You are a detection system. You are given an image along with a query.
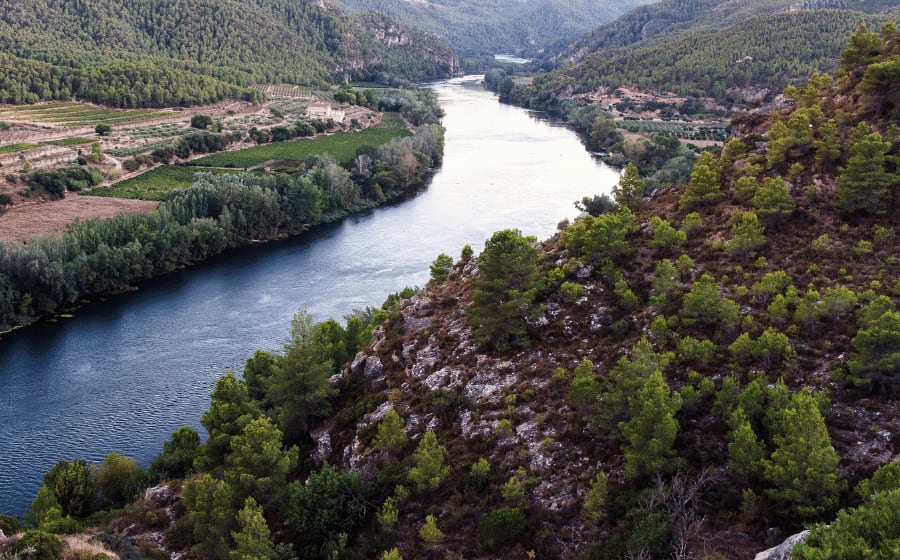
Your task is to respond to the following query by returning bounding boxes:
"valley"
[0,1,899,559]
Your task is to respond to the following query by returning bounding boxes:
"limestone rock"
[754,530,810,560]
[144,485,176,507]
[311,426,333,464]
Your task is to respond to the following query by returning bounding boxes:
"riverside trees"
[0,123,444,332]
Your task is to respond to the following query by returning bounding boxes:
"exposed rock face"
[753,530,810,560]
[144,485,177,507]
[786,0,847,10]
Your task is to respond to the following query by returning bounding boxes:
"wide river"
[0,76,617,515]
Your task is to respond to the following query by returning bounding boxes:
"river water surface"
[0,76,618,515]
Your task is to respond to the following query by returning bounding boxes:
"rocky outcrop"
[785,0,847,11]
[753,530,810,560]
[144,485,177,507]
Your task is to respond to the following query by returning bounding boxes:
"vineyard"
[255,84,314,99]
[619,117,730,141]
[187,114,409,168]
[0,103,179,127]
[84,167,245,200]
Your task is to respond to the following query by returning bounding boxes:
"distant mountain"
[0,0,459,107]
[332,0,656,56]
[518,0,900,106]
[546,0,900,66]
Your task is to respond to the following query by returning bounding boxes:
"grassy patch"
[188,117,409,169]
[0,143,40,154]
[43,137,94,146]
[85,166,244,201]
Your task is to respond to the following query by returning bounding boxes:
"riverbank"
[0,77,618,516]
[0,121,445,334]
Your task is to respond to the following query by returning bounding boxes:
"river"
[0,76,618,516]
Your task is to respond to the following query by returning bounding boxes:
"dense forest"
[0,0,458,107]
[3,25,900,560]
[334,0,653,56]
[514,8,899,109]
[0,93,444,332]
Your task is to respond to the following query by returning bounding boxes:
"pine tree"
[726,211,766,260]
[679,151,723,210]
[419,514,445,548]
[753,177,795,226]
[764,390,845,521]
[408,430,450,491]
[224,415,297,510]
[728,409,765,481]
[467,229,544,351]
[198,371,258,471]
[583,471,609,523]
[837,127,896,215]
[847,310,900,392]
[613,163,644,210]
[374,409,408,452]
[230,497,274,560]
[619,370,682,480]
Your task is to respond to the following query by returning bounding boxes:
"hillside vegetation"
[334,0,654,56]
[0,0,458,107]
[530,0,899,106]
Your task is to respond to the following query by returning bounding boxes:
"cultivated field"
[0,102,179,127]
[188,113,409,169]
[86,167,249,200]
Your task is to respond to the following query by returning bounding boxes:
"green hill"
[333,0,655,56]
[0,0,459,107]
[537,10,897,103]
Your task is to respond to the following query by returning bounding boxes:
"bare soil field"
[0,196,157,242]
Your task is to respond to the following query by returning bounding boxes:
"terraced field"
[0,103,179,127]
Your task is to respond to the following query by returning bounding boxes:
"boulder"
[144,485,176,507]
[754,530,810,560]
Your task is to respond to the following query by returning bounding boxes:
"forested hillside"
[527,9,898,104]
[0,0,458,107]
[546,0,900,66]
[334,0,654,56]
[5,25,900,560]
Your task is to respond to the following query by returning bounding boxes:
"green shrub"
[559,281,583,304]
[10,530,63,559]
[478,508,527,551]
[856,460,900,500]
[794,489,900,559]
[429,253,454,284]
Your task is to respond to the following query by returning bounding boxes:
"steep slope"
[0,0,458,107]
[333,0,655,56]
[299,26,900,558]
